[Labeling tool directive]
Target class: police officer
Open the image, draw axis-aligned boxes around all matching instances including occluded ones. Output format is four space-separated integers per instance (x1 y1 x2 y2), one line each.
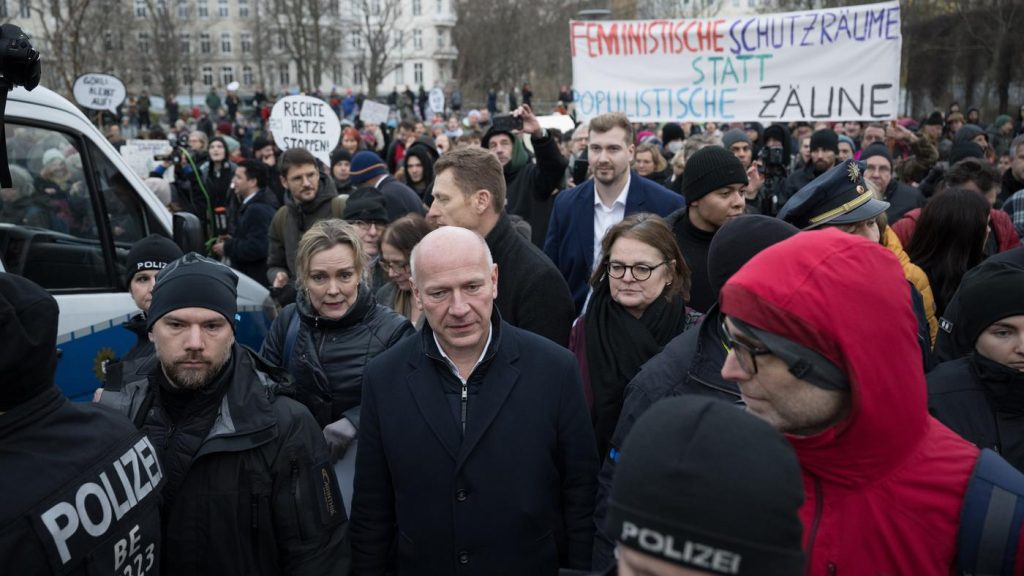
99 253 350 574
0 272 164 575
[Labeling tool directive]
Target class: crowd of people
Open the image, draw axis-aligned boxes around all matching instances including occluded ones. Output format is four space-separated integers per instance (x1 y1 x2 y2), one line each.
4 81 1024 576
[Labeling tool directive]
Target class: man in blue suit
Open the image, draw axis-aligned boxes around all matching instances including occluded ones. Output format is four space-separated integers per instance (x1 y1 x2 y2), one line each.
544 113 684 313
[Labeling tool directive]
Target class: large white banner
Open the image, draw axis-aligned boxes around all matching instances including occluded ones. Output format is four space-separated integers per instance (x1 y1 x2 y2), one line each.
571 1 902 122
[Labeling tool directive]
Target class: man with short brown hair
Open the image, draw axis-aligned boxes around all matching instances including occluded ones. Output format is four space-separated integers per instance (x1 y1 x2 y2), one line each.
545 112 683 313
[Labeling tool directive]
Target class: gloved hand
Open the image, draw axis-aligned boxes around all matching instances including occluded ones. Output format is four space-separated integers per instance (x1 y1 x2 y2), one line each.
323 417 357 461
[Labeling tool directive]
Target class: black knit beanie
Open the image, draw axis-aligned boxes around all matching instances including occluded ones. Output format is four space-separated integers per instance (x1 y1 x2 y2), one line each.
681 146 748 204
125 234 184 287
607 396 805 575
860 143 892 166
0 273 59 410
147 253 238 331
950 141 985 165
330 147 353 168
809 129 839 153
343 191 389 223
661 122 684 143
958 265 1024 349
707 215 800 295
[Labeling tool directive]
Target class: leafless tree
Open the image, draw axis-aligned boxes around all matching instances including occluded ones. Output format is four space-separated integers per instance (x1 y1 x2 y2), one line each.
346 0 407 97
31 0 130 97
261 0 340 91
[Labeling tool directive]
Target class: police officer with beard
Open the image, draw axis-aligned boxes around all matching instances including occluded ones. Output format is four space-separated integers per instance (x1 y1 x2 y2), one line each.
0 273 164 575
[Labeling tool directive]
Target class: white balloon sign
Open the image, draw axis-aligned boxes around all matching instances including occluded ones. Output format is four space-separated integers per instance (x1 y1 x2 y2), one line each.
72 74 127 113
267 95 342 166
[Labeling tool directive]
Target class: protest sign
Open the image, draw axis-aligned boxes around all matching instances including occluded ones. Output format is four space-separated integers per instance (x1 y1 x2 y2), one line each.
429 88 445 115
268 95 341 165
570 0 901 122
72 74 127 113
120 139 172 179
360 100 391 125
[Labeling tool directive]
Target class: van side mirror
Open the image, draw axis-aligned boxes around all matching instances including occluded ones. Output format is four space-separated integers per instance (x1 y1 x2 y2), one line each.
173 212 204 254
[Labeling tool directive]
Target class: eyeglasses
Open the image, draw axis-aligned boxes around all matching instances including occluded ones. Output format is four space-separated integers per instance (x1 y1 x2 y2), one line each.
379 259 409 273
606 261 668 281
721 320 772 375
352 220 385 231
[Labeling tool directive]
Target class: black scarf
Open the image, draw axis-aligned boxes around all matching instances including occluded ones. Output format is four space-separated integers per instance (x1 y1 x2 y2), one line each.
973 353 1024 415
585 279 687 457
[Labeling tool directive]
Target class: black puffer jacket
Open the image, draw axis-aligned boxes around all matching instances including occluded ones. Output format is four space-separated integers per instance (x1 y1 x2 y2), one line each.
261 284 414 429
590 306 735 570
928 354 1024 472
97 345 350 575
0 386 164 575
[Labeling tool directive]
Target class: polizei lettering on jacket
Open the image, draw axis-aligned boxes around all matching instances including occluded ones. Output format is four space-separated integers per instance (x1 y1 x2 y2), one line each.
38 437 163 565
620 521 741 574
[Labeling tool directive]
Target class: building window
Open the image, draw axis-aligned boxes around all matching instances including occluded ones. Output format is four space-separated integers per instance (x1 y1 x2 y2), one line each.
393 30 402 49
238 0 249 17
200 32 211 53
413 29 422 50
138 32 150 53
134 0 146 17
279 66 290 86
266 64 275 87
351 33 361 50
332 62 342 84
202 65 213 86
104 32 114 51
142 66 153 87
353 64 363 86
240 32 252 53
221 66 234 86
17 0 28 18
436 28 444 48
394 64 403 85
155 0 167 15
179 32 191 53
182 66 192 86
435 0 442 14
218 0 228 16
371 0 380 15
242 65 253 86
413 62 423 85
221 32 232 53
177 0 188 18
0 1 8 18
411 0 420 16
198 0 208 17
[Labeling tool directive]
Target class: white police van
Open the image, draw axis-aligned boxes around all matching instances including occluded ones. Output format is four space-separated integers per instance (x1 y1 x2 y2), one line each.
0 86 272 401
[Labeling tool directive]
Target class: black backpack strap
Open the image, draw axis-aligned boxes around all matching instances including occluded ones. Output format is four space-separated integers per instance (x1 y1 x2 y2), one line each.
959 449 1024 575
282 306 300 373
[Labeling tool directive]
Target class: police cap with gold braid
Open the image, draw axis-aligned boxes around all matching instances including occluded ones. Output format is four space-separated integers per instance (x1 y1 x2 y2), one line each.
777 159 890 230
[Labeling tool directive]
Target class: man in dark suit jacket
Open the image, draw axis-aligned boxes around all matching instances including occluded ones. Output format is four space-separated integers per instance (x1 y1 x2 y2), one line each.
350 226 598 575
427 146 575 346
543 113 684 314
213 159 276 286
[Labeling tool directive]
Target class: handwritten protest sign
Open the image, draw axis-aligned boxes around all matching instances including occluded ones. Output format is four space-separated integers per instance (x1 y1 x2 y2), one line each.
72 74 127 113
120 139 172 178
571 0 901 122
429 88 445 115
268 95 341 165
359 100 391 125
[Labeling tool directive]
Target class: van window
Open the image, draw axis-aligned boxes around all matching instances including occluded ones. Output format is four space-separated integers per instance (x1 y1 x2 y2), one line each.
0 122 149 291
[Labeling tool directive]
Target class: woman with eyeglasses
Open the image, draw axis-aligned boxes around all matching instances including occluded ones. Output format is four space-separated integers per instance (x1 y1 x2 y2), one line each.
262 219 414 465
569 212 700 459
376 213 432 329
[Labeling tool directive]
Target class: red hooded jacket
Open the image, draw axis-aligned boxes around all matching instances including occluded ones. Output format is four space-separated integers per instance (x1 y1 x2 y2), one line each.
721 230 979 575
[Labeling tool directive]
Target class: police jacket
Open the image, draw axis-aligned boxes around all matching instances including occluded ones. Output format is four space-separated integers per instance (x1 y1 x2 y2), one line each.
98 345 351 575
261 284 414 429
590 307 734 569
0 385 164 575
928 354 1024 472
